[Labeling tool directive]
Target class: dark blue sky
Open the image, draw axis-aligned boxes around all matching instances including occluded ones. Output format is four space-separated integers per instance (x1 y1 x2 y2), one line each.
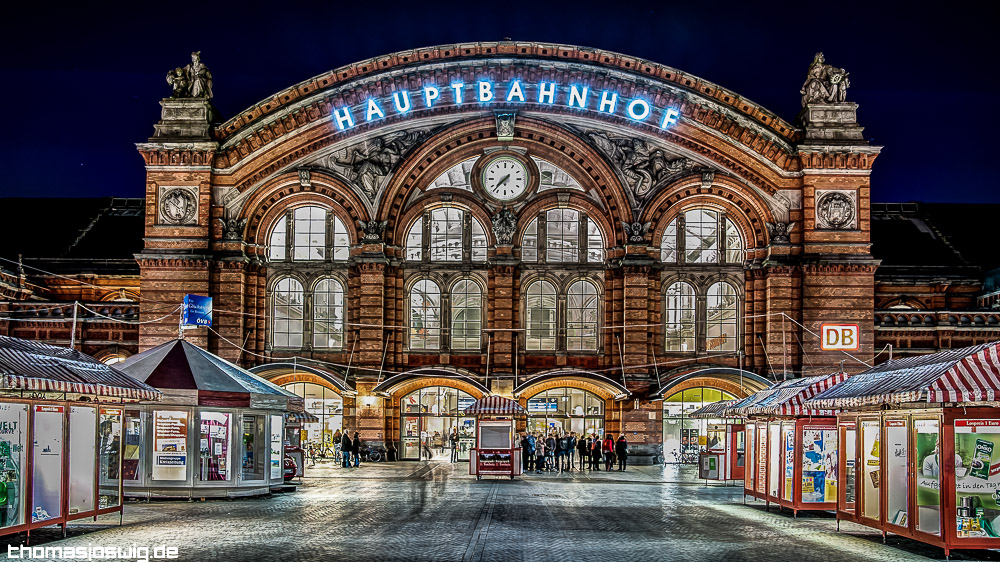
0 1 994 202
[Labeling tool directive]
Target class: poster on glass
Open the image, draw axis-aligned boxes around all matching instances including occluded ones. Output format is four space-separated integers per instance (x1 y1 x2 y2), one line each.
152 410 188 481
32 405 63 522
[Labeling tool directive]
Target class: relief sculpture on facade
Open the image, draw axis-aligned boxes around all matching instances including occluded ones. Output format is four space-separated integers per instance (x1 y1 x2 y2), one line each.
326 129 430 202
492 207 517 245
583 131 693 200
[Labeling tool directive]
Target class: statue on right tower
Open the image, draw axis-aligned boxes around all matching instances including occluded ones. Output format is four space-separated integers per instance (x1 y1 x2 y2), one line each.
800 52 851 106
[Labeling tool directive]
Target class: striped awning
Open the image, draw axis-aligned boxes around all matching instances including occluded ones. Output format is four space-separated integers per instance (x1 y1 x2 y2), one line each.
688 400 739 418
463 395 526 415
0 336 162 401
806 342 1000 409
741 372 847 416
285 411 320 423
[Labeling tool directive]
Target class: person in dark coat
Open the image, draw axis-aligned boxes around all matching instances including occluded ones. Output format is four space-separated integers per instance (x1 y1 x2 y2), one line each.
567 432 578 471
520 432 532 471
576 434 590 470
615 434 629 471
590 433 602 470
341 430 352 468
351 431 361 467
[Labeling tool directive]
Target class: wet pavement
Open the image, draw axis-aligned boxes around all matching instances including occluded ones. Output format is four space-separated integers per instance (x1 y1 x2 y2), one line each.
3 460 997 562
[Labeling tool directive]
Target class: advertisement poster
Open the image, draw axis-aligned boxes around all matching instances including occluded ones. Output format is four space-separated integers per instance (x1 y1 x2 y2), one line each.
270 415 283 480
954 420 1000 538
913 419 941 534
756 425 767 494
98 409 122 509
199 411 230 482
122 410 141 481
32 405 63 522
153 410 188 481
783 427 795 500
181 294 213 327
801 428 837 503
0 403 27 528
68 407 97 514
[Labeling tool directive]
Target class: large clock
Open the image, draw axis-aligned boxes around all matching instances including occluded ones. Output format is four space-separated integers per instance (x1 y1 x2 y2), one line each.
481 156 529 201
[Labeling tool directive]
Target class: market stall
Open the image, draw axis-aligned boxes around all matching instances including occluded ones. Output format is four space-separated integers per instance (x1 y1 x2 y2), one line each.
464 396 524 480
806 342 1000 557
689 400 743 481
0 336 161 540
733 372 849 515
116 339 298 498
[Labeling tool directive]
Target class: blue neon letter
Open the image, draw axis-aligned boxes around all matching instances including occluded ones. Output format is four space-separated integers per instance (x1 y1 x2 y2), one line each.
626 99 651 121
392 91 412 113
423 86 440 108
478 81 494 102
598 91 618 114
506 81 525 102
365 99 385 121
332 107 354 130
660 107 680 128
451 82 465 104
538 82 556 104
568 85 589 109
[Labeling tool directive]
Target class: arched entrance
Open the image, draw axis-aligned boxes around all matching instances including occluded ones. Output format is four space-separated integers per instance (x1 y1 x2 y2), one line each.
399 386 476 461
524 387 606 438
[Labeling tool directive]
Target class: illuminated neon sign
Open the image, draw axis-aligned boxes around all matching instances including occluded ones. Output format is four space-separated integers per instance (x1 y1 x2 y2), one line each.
330 79 681 132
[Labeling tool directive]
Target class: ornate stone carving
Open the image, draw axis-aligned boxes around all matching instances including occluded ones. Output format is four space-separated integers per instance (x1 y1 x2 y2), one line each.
815 191 857 230
357 220 388 242
492 207 517 245
158 187 198 225
700 170 715 188
298 169 311 186
495 112 515 141
218 217 247 241
326 129 430 201
621 221 652 244
166 51 213 99
800 53 850 106
766 221 795 244
585 131 693 197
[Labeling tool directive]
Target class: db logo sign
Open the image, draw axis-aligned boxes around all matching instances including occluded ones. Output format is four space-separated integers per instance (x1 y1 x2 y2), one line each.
820 324 860 351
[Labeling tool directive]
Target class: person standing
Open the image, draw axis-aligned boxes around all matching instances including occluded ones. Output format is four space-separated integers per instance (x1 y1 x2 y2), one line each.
577 434 590 470
450 428 459 463
535 436 546 474
520 432 532 472
556 432 568 472
545 432 556 472
616 434 629 471
351 431 361 468
340 430 352 468
567 432 577 471
527 432 537 472
603 433 616 471
590 433 602 471
332 429 342 459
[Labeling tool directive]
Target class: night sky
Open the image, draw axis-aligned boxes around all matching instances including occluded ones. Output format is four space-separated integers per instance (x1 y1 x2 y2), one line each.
0 1 994 202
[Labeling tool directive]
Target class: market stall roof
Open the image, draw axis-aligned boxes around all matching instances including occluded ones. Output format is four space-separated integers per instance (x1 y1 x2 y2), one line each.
0 335 161 401
286 411 320 423
737 372 849 416
117 339 297 409
805 342 1000 409
463 395 526 416
688 400 740 418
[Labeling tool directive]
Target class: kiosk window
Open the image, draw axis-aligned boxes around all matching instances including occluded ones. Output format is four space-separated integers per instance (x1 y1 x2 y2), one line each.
886 420 908 527
861 421 880 520
914 418 941 535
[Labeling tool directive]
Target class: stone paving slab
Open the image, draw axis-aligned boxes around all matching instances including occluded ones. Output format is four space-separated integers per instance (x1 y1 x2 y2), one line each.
1 461 996 562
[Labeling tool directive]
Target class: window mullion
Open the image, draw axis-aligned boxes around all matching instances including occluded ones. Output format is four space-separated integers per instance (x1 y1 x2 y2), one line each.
538 212 547 263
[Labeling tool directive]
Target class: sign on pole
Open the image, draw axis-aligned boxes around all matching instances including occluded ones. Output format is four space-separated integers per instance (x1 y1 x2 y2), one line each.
820 323 859 351
181 294 213 328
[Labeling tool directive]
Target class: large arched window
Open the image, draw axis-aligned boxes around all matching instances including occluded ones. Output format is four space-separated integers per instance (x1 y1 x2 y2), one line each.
525 280 557 351
659 208 744 265
267 205 351 263
293 206 327 261
451 279 482 351
567 280 599 351
546 209 579 263
660 218 677 263
405 208 488 264
706 281 738 352
313 279 345 349
725 218 744 264
685 209 719 264
272 277 304 348
269 219 286 261
521 209 604 264
409 279 441 351
665 282 696 352
522 217 538 262
430 208 463 261
527 387 605 437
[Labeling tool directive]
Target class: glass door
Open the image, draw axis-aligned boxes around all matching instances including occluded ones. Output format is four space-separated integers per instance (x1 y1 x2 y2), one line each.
744 423 755 491
885 418 909 529
840 422 857 515
782 423 795 501
768 422 781 499
402 416 420 460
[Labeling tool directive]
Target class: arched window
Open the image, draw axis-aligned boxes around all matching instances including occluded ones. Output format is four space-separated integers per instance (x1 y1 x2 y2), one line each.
313 279 345 349
293 206 327 261
664 282 696 352
660 218 677 263
406 209 488 263
471 219 488 262
567 280 599 351
546 209 579 262
406 217 423 261
725 218 743 264
586 218 604 262
409 279 441 350
451 279 482 351
706 282 738 352
527 387 605 437
273 278 304 348
685 209 719 264
430 208 463 261
522 217 538 262
269 219 286 261
526 280 557 351
332 217 350 261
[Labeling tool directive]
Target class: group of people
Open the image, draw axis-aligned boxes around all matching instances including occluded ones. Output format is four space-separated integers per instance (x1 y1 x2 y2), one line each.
520 431 628 473
339 429 363 468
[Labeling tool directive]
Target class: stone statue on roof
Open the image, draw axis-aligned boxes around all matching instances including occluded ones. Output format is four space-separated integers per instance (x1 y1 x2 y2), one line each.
166 51 213 99
800 52 850 106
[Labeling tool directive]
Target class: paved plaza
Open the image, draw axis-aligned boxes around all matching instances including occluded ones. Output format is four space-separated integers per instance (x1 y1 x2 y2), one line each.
4 462 995 562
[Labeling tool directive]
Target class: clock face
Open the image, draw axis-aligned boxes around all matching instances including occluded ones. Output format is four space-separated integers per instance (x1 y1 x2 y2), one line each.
481 157 528 201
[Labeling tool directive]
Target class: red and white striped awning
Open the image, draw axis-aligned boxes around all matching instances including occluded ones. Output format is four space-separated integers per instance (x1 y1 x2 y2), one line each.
463 395 526 415
806 342 1000 409
723 372 847 417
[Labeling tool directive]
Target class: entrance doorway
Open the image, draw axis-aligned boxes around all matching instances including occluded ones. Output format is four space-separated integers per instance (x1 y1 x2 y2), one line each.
400 387 476 461
662 387 737 463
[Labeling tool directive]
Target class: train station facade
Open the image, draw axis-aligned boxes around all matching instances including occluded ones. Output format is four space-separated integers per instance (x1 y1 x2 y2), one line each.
5 42 999 462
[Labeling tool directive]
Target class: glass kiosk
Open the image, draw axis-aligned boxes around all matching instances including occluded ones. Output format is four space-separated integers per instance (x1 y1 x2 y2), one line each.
463 396 525 480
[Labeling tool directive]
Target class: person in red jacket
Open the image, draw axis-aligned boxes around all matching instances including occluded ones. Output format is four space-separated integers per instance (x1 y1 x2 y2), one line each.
603 433 616 471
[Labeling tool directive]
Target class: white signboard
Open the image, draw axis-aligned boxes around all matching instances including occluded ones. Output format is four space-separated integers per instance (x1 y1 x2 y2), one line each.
820 323 860 351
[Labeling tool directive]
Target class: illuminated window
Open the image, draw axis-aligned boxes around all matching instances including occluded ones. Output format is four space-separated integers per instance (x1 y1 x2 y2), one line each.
586 218 604 263
526 280 557 351
406 218 423 261
268 207 350 262
665 282 696 352
706 282 738 352
450 279 482 351
567 280 599 351
409 279 441 350
546 209 579 262
272 277 304 348
293 206 326 261
471 218 487 262
725 218 743 264
522 217 538 262
313 279 345 349
332 217 350 261
660 218 677 263
430 208 463 261
269 219 286 261
685 209 719 264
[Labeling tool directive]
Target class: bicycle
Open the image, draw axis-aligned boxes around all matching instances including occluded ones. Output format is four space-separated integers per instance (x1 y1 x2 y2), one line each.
360 445 384 462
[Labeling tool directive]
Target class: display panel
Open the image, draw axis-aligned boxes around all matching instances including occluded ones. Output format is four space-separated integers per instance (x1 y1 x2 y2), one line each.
479 422 511 449
68 406 97 515
914 418 941 535
0 403 28 528
32 405 64 522
861 420 880 519
801 427 837 503
756 423 767 494
886 419 908 527
270 415 283 480
768 423 780 498
242 415 265 481
199 411 231 481
98 408 122 509
954 419 1000 539
842 425 856 513
122 410 141 481
745 423 755 490
783 425 795 500
152 410 188 481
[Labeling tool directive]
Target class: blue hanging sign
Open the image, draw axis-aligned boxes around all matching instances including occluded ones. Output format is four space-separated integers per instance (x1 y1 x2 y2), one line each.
181 294 213 327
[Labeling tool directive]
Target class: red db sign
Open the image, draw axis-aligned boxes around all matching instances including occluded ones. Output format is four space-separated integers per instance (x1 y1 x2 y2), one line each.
821 324 859 351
